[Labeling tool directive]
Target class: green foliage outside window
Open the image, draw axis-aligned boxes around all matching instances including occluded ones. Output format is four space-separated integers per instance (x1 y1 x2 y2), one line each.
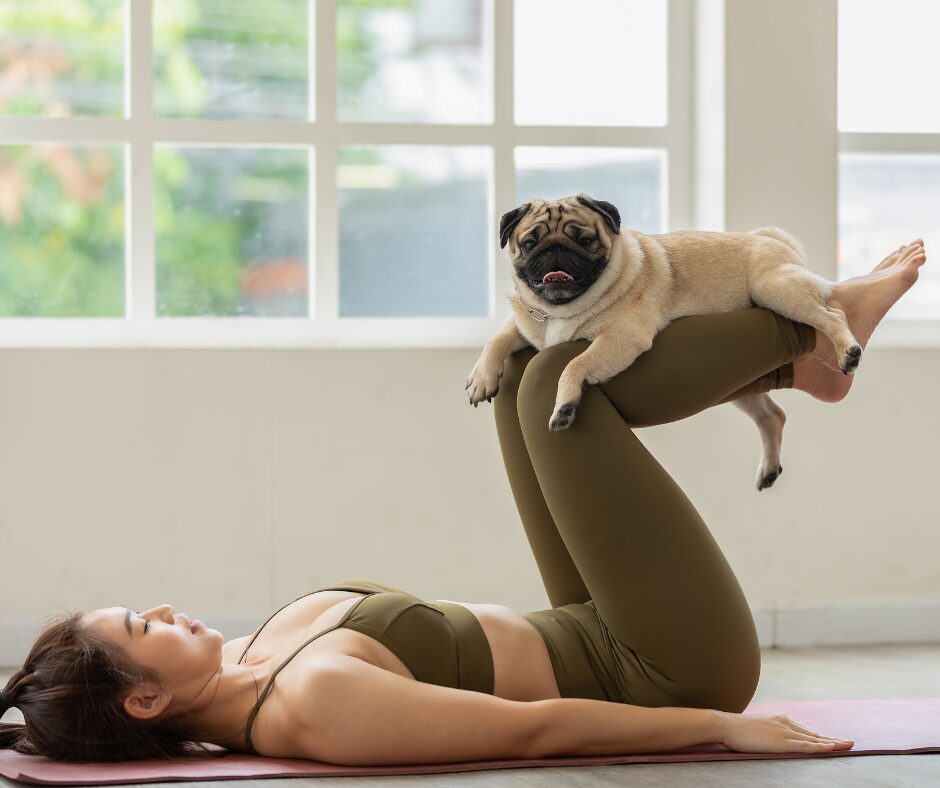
0 0 404 317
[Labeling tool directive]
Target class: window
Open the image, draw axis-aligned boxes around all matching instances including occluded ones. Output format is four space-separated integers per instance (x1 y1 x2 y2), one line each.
838 0 940 322
0 0 685 347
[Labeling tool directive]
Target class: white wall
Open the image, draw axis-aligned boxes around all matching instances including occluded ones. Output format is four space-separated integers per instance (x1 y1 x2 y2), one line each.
2 0 939 663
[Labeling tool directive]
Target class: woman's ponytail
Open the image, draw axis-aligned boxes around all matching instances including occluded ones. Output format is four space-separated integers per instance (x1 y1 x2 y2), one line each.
0 671 33 754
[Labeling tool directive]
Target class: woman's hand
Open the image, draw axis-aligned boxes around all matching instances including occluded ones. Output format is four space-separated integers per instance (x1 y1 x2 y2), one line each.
716 710 855 754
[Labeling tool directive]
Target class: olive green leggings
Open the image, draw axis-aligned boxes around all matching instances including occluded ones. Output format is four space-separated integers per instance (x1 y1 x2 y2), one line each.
494 307 817 713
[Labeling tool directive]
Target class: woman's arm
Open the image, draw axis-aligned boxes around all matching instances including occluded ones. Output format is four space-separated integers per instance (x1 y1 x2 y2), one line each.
534 700 853 757
288 655 726 765
532 697 724 757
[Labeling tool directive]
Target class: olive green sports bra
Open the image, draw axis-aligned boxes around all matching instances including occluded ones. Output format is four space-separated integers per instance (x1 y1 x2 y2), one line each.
237 579 495 753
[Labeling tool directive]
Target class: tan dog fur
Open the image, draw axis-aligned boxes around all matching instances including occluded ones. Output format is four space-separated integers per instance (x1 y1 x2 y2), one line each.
467 193 862 491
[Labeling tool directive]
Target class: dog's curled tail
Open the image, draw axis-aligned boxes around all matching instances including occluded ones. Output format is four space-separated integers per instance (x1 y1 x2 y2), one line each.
749 226 807 262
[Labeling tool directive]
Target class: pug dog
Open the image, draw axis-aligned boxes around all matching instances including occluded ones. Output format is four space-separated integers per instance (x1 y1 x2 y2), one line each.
465 193 862 491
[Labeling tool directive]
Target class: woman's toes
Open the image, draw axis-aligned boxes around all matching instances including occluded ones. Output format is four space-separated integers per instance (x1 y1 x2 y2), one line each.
875 240 924 274
904 244 927 264
874 245 905 272
899 245 927 281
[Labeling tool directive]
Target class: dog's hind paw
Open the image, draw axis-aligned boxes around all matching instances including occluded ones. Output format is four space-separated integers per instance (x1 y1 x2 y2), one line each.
549 402 579 432
756 463 783 491
839 343 862 375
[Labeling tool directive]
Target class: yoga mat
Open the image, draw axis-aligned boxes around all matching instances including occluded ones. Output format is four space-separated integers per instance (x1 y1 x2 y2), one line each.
1 697 938 785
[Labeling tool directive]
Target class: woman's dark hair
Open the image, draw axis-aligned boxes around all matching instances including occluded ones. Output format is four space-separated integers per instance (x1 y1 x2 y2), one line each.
0 612 223 762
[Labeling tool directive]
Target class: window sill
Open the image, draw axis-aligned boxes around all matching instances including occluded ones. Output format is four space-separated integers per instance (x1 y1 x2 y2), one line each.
0 316 938 350
0 317 506 349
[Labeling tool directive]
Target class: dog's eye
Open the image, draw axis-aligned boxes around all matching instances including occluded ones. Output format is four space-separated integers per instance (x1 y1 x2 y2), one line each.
521 239 535 252
579 235 594 246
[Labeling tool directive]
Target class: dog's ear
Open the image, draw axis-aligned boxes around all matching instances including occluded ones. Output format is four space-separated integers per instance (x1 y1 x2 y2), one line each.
499 202 532 249
575 193 621 235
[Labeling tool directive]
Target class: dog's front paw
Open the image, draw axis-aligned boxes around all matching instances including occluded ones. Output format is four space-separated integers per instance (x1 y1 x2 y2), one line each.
465 357 504 407
839 343 862 375
756 463 783 492
548 401 580 431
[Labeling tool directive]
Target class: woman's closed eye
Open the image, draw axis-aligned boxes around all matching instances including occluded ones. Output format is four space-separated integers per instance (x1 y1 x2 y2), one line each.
134 612 150 634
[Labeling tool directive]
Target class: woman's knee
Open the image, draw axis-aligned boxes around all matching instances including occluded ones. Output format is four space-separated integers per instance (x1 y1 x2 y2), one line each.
516 340 591 410
499 345 538 395
680 638 762 714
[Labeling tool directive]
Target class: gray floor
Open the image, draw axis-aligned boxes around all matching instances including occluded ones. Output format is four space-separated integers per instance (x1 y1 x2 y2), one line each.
2 643 940 787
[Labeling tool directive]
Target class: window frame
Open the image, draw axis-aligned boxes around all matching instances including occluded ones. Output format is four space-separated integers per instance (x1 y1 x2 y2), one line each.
838 132 940 347
837 0 940 347
0 0 688 348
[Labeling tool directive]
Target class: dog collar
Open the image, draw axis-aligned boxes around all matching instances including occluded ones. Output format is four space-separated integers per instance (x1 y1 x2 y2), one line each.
514 291 549 322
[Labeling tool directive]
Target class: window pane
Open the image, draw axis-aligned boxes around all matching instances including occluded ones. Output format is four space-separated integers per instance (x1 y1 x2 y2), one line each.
338 145 489 316
515 0 666 127
0 0 123 117
154 0 309 120
155 147 309 316
337 0 491 124
839 153 940 320
0 144 124 316
838 0 940 132
516 148 665 233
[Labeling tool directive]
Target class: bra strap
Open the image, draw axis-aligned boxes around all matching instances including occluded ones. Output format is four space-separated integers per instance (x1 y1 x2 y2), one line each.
237 591 319 666
243 594 371 753
237 581 398 665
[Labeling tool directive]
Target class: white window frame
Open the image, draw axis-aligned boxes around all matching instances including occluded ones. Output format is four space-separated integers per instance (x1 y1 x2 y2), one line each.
838 129 940 347
0 0 691 348
831 0 940 348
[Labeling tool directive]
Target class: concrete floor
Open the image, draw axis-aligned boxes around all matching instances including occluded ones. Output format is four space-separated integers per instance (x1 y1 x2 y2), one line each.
2 643 939 787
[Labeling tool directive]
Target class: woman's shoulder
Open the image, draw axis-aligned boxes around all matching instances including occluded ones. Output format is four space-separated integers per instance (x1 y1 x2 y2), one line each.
242 653 357 757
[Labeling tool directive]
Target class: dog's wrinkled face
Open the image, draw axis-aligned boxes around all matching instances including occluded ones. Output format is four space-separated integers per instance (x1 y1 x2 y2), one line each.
499 193 621 306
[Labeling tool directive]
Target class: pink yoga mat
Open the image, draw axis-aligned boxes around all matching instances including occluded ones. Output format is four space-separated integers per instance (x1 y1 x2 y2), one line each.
1 697 938 785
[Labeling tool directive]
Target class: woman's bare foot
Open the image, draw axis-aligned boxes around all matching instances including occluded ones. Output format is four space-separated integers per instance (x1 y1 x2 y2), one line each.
792 240 926 402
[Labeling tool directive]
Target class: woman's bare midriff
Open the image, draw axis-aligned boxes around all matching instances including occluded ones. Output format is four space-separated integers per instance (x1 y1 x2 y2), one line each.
223 590 561 710
433 597 561 701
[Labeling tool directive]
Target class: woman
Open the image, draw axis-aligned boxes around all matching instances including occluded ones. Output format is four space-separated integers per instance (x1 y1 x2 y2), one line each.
0 241 926 765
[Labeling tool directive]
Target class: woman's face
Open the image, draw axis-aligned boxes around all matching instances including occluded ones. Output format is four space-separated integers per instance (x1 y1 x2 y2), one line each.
82 604 225 715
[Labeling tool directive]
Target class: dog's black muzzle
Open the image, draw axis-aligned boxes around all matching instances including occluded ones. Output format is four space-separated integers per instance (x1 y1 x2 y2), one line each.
522 244 608 305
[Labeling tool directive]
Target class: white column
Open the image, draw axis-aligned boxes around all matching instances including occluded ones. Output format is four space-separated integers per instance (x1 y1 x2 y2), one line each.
713 0 838 279
693 0 724 232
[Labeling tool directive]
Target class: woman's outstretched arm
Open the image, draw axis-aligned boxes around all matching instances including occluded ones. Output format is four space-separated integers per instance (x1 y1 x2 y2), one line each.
290 656 723 764
533 699 852 757
279 656 850 764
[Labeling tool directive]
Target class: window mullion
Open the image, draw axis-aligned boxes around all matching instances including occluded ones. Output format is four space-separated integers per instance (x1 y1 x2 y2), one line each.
492 0 513 324
0 117 673 148
667 0 693 231
840 131 940 154
314 0 339 322
127 0 155 320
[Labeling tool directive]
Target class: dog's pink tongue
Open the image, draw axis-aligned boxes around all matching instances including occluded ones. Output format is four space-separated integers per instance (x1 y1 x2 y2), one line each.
542 271 574 284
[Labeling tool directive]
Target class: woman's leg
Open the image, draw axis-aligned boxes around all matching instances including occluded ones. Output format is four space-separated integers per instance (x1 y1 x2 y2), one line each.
494 345 592 609
495 307 815 712
593 307 816 427
494 308 814 607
